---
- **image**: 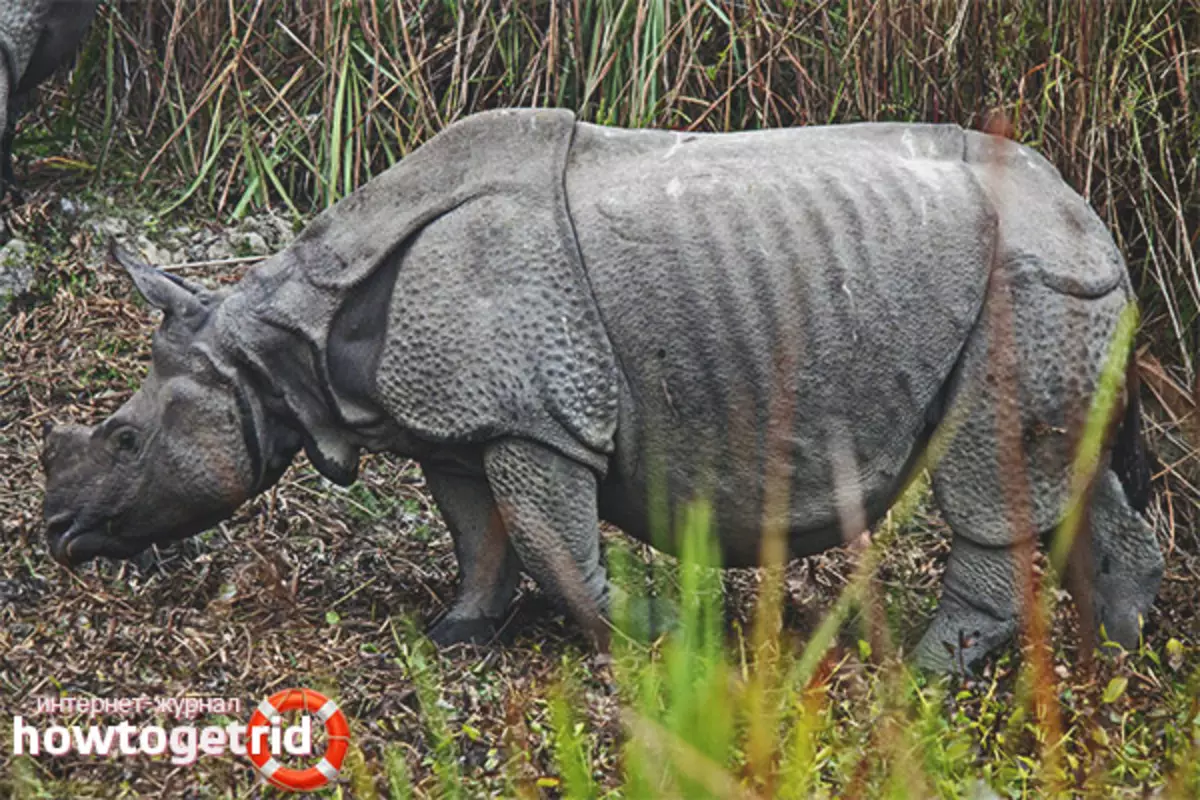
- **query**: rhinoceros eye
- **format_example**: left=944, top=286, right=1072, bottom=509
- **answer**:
left=114, top=428, right=139, bottom=453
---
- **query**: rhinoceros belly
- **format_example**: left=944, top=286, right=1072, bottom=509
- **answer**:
left=565, top=122, right=997, bottom=565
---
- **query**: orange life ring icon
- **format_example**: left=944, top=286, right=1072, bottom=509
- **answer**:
left=246, top=688, right=350, bottom=791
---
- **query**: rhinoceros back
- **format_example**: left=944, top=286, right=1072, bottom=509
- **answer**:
left=566, top=122, right=998, bottom=562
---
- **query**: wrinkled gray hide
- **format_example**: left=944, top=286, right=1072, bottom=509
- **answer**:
left=0, top=0, right=100, bottom=189
left=40, top=109, right=1164, bottom=672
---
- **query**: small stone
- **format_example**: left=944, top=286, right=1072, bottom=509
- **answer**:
left=248, top=210, right=297, bottom=248
left=228, top=230, right=268, bottom=255
left=87, top=215, right=129, bottom=238
left=0, top=238, right=34, bottom=302
left=244, top=231, right=269, bottom=254
left=206, top=239, right=235, bottom=260
left=231, top=230, right=269, bottom=255
left=133, top=235, right=172, bottom=266
left=1, top=237, right=27, bottom=262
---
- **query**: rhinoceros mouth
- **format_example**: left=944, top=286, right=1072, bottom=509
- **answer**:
left=46, top=516, right=132, bottom=566
left=47, top=516, right=92, bottom=565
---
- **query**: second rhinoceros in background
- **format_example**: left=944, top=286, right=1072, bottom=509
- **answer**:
left=0, top=0, right=101, bottom=192
left=40, top=109, right=1164, bottom=672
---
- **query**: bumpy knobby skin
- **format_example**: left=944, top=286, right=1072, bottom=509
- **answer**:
left=39, top=110, right=1163, bottom=674
left=0, top=0, right=100, bottom=189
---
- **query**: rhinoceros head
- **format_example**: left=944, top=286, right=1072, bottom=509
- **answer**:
left=41, top=247, right=284, bottom=566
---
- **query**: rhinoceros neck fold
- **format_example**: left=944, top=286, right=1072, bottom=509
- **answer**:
left=211, top=284, right=379, bottom=487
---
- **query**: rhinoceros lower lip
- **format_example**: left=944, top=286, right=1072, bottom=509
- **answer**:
left=46, top=517, right=102, bottom=565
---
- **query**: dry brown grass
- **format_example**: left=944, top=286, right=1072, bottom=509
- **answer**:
left=20, top=2, right=1196, bottom=377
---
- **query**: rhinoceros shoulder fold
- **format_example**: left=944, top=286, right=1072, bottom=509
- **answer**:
left=222, top=109, right=620, bottom=478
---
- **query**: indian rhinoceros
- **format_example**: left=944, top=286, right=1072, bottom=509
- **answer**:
left=1, top=0, right=101, bottom=191
left=40, top=108, right=1164, bottom=671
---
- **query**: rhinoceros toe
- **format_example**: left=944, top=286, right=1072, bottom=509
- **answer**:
left=912, top=608, right=1018, bottom=675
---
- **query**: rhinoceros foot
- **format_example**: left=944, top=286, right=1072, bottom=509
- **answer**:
left=426, top=615, right=508, bottom=647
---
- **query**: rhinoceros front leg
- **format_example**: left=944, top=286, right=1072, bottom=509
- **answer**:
left=483, top=438, right=611, bottom=647
left=423, top=465, right=522, bottom=646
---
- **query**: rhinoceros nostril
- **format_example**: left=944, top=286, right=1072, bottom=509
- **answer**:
left=45, top=514, right=74, bottom=541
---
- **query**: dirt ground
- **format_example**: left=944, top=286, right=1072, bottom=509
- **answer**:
left=1, top=190, right=1197, bottom=798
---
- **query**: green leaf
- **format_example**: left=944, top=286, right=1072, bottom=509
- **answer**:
left=944, top=738, right=972, bottom=763
left=325, top=610, right=341, bottom=625
left=1101, top=676, right=1128, bottom=704
left=1165, top=638, right=1184, bottom=672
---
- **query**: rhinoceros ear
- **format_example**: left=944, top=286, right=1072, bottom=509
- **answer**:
left=109, top=242, right=211, bottom=322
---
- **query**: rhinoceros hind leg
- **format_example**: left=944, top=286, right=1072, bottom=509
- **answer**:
left=423, top=465, right=522, bottom=646
left=913, top=535, right=1021, bottom=673
left=484, top=438, right=611, bottom=647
